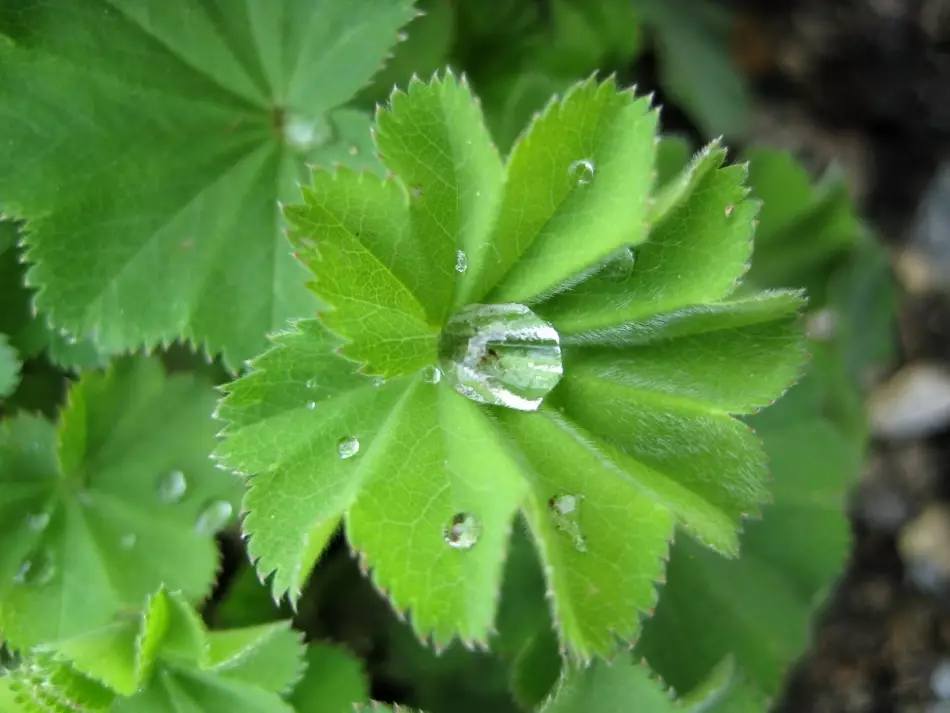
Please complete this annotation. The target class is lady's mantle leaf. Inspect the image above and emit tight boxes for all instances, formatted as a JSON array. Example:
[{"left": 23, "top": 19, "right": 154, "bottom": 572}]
[
  {"left": 0, "top": 0, "right": 414, "bottom": 368},
  {"left": 0, "top": 357, "right": 240, "bottom": 649},
  {"left": 217, "top": 77, "right": 806, "bottom": 660},
  {"left": 0, "top": 652, "right": 115, "bottom": 712},
  {"left": 37, "top": 589, "right": 302, "bottom": 713}
]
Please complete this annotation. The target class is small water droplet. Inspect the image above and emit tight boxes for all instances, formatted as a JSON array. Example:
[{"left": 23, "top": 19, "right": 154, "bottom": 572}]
[
  {"left": 455, "top": 249, "right": 468, "bottom": 273},
  {"left": 599, "top": 246, "right": 636, "bottom": 281},
  {"left": 549, "top": 493, "right": 587, "bottom": 553},
  {"left": 77, "top": 491, "right": 94, "bottom": 507},
  {"left": 348, "top": 145, "right": 359, "bottom": 156},
  {"left": 568, "top": 159, "right": 595, "bottom": 185},
  {"left": 26, "top": 512, "right": 50, "bottom": 532},
  {"left": 443, "top": 513, "right": 481, "bottom": 550},
  {"left": 337, "top": 436, "right": 360, "bottom": 460},
  {"left": 195, "top": 501, "right": 234, "bottom": 535},
  {"left": 120, "top": 533, "right": 137, "bottom": 550},
  {"left": 422, "top": 366, "right": 442, "bottom": 384},
  {"left": 306, "top": 401, "right": 317, "bottom": 410},
  {"left": 724, "top": 205, "right": 734, "bottom": 217},
  {"left": 306, "top": 378, "right": 317, "bottom": 389},
  {"left": 13, "top": 549, "right": 55, "bottom": 586},
  {"left": 372, "top": 378, "right": 386, "bottom": 388},
  {"left": 157, "top": 470, "right": 187, "bottom": 504},
  {"left": 410, "top": 185, "right": 424, "bottom": 200},
  {"left": 439, "top": 303, "right": 563, "bottom": 411}
]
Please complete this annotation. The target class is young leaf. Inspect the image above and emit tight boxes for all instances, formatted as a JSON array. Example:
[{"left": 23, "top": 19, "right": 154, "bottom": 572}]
[
  {"left": 216, "top": 76, "right": 805, "bottom": 661},
  {"left": 290, "top": 643, "right": 370, "bottom": 713},
  {"left": 0, "top": 334, "right": 21, "bottom": 398},
  {"left": 0, "top": 0, "right": 415, "bottom": 368},
  {"left": 38, "top": 589, "right": 303, "bottom": 713},
  {"left": 0, "top": 358, "right": 240, "bottom": 649},
  {"left": 0, "top": 653, "right": 116, "bottom": 712}
]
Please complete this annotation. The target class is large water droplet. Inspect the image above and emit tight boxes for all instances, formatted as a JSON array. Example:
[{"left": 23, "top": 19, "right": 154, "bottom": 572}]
[
  {"left": 337, "top": 436, "right": 360, "bottom": 460},
  {"left": 13, "top": 549, "right": 56, "bottom": 586},
  {"left": 549, "top": 493, "right": 587, "bottom": 553},
  {"left": 195, "top": 500, "right": 234, "bottom": 535},
  {"left": 443, "top": 513, "right": 481, "bottom": 550},
  {"left": 422, "top": 365, "right": 441, "bottom": 384},
  {"left": 26, "top": 512, "right": 50, "bottom": 532},
  {"left": 439, "top": 303, "right": 563, "bottom": 411},
  {"left": 455, "top": 249, "right": 469, "bottom": 273},
  {"left": 568, "top": 159, "right": 595, "bottom": 185},
  {"left": 157, "top": 470, "right": 187, "bottom": 504}
]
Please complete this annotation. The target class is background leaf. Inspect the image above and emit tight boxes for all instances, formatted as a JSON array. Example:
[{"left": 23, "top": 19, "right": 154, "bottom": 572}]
[
  {"left": 0, "top": 0, "right": 414, "bottom": 367},
  {"left": 0, "top": 357, "right": 240, "bottom": 648}
]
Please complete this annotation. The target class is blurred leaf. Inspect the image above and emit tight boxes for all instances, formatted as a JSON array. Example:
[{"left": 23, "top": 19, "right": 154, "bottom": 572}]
[
  {"left": 0, "top": 335, "right": 20, "bottom": 399},
  {"left": 289, "top": 643, "right": 369, "bottom": 713},
  {"left": 634, "top": 0, "right": 748, "bottom": 138}
]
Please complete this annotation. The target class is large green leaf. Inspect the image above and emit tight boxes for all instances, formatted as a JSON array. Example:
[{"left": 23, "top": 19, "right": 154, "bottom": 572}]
[
  {"left": 215, "top": 76, "right": 806, "bottom": 660},
  {"left": 289, "top": 644, "right": 369, "bottom": 713},
  {"left": 0, "top": 0, "right": 414, "bottom": 367},
  {"left": 0, "top": 358, "right": 240, "bottom": 648}
]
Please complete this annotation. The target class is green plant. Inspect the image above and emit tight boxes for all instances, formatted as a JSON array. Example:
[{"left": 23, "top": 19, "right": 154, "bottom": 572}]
[{"left": 0, "top": 1, "right": 897, "bottom": 711}]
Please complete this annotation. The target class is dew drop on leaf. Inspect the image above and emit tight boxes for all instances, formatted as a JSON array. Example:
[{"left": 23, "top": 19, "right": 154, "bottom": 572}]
[
  {"left": 26, "top": 512, "right": 50, "bottom": 532},
  {"left": 439, "top": 303, "right": 563, "bottom": 411},
  {"left": 568, "top": 159, "right": 595, "bottom": 185},
  {"left": 549, "top": 493, "right": 588, "bottom": 553},
  {"left": 13, "top": 549, "right": 56, "bottom": 586},
  {"left": 306, "top": 378, "right": 317, "bottom": 389},
  {"left": 195, "top": 500, "right": 234, "bottom": 535},
  {"left": 306, "top": 401, "right": 317, "bottom": 410},
  {"left": 455, "top": 249, "right": 469, "bottom": 273},
  {"left": 157, "top": 470, "right": 187, "bottom": 504},
  {"left": 119, "top": 533, "right": 137, "bottom": 550},
  {"left": 443, "top": 513, "right": 481, "bottom": 550},
  {"left": 422, "top": 365, "right": 442, "bottom": 384},
  {"left": 337, "top": 436, "right": 360, "bottom": 460},
  {"left": 410, "top": 185, "right": 424, "bottom": 200},
  {"left": 600, "top": 246, "right": 636, "bottom": 280}
]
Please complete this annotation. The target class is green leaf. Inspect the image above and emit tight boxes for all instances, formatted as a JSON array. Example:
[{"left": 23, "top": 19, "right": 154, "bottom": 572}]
[
  {"left": 743, "top": 148, "right": 859, "bottom": 290},
  {"left": 0, "top": 357, "right": 240, "bottom": 648},
  {"left": 0, "top": 0, "right": 414, "bottom": 368},
  {"left": 0, "top": 334, "right": 21, "bottom": 398},
  {"left": 634, "top": 0, "right": 749, "bottom": 138},
  {"left": 471, "top": 76, "right": 658, "bottom": 306},
  {"left": 375, "top": 71, "right": 505, "bottom": 323},
  {"left": 637, "top": 417, "right": 861, "bottom": 695},
  {"left": 217, "top": 76, "right": 806, "bottom": 661},
  {"left": 539, "top": 658, "right": 674, "bottom": 713},
  {"left": 289, "top": 644, "right": 370, "bottom": 713},
  {"left": 541, "top": 141, "right": 757, "bottom": 334},
  {"left": 0, "top": 653, "right": 115, "bottom": 712},
  {"left": 286, "top": 168, "right": 438, "bottom": 378},
  {"left": 0, "top": 224, "right": 109, "bottom": 371}
]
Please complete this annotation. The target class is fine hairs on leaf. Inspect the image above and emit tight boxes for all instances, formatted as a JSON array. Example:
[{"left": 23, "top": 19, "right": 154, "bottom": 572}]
[{"left": 214, "top": 69, "right": 807, "bottom": 664}]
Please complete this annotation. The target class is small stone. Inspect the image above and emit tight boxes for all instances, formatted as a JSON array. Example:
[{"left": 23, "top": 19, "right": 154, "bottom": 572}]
[
  {"left": 868, "top": 363, "right": 950, "bottom": 439},
  {"left": 899, "top": 504, "right": 950, "bottom": 595}
]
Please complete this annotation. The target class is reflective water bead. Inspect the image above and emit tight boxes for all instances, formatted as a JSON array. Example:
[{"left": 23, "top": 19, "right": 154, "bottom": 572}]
[
  {"left": 157, "top": 470, "right": 187, "bottom": 503},
  {"left": 455, "top": 249, "right": 469, "bottom": 273},
  {"left": 195, "top": 501, "right": 234, "bottom": 535},
  {"left": 443, "top": 513, "right": 481, "bottom": 550},
  {"left": 337, "top": 436, "right": 360, "bottom": 460},
  {"left": 568, "top": 159, "right": 595, "bottom": 185}
]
